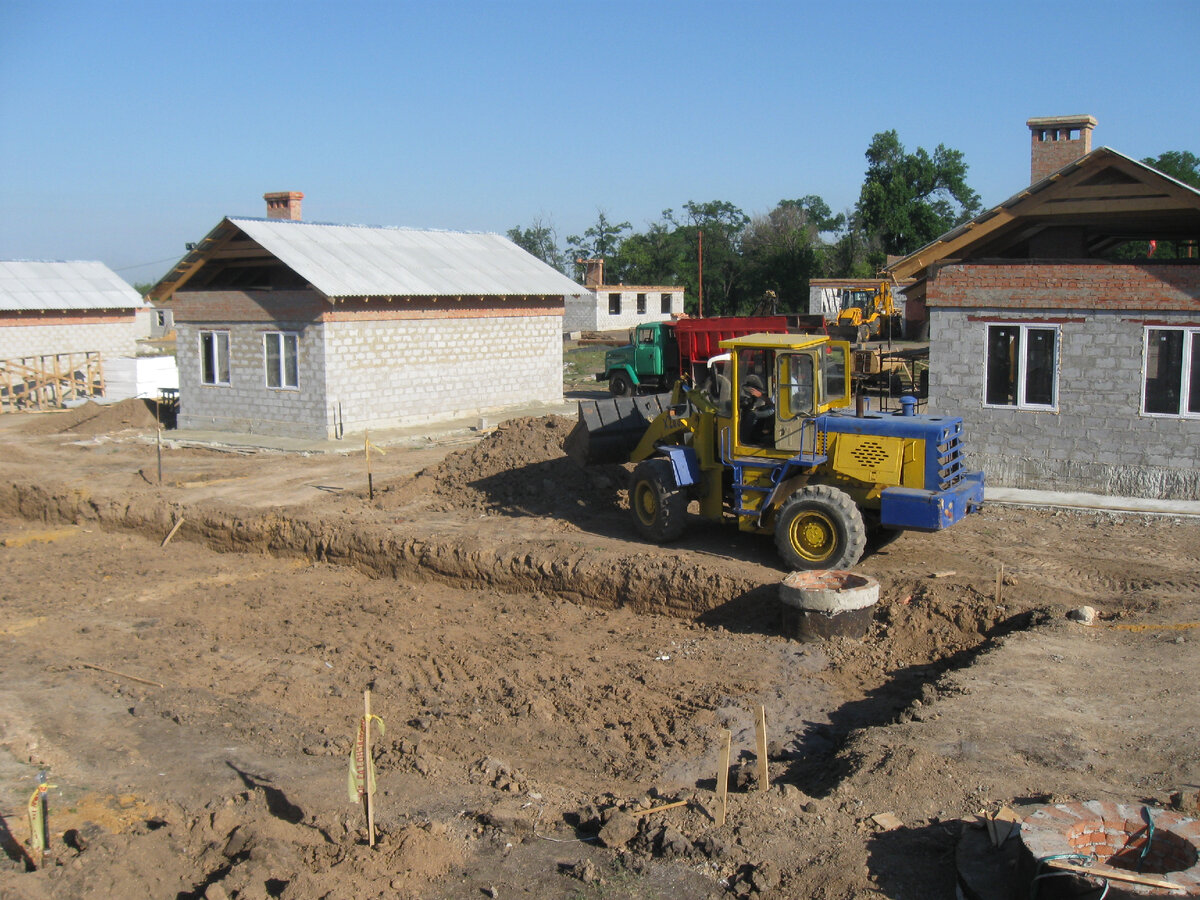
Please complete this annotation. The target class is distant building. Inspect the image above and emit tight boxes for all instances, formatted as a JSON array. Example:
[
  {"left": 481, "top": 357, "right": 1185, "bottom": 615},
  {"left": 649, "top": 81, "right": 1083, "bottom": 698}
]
[
  {"left": 887, "top": 116, "right": 1200, "bottom": 500},
  {"left": 0, "top": 259, "right": 150, "bottom": 361},
  {"left": 564, "top": 259, "right": 685, "bottom": 334},
  {"left": 150, "top": 192, "right": 588, "bottom": 440}
]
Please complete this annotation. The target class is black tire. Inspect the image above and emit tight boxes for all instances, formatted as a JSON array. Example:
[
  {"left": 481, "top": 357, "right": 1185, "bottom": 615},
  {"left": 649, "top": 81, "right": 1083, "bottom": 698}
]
[
  {"left": 609, "top": 371, "right": 634, "bottom": 398},
  {"left": 629, "top": 459, "right": 688, "bottom": 543},
  {"left": 773, "top": 484, "right": 866, "bottom": 570}
]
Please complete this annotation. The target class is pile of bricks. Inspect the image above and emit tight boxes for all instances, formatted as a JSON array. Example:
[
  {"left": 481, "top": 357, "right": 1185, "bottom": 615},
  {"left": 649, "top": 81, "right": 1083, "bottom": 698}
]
[{"left": 1019, "top": 801, "right": 1200, "bottom": 896}]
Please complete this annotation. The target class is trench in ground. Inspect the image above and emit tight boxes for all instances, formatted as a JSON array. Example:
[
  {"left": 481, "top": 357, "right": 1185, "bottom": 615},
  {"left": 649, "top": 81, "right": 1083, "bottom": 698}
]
[{"left": 1, "top": 481, "right": 1038, "bottom": 798}]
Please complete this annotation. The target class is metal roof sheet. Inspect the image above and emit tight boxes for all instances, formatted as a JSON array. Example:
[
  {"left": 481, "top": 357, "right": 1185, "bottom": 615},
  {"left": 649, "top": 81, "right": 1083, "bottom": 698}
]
[
  {"left": 226, "top": 218, "right": 588, "bottom": 299},
  {"left": 0, "top": 260, "right": 147, "bottom": 312}
]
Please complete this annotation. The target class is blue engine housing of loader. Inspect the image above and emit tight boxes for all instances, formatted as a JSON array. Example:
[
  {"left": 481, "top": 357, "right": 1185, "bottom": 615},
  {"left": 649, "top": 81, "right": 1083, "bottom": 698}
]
[{"left": 823, "top": 411, "right": 985, "bottom": 530}]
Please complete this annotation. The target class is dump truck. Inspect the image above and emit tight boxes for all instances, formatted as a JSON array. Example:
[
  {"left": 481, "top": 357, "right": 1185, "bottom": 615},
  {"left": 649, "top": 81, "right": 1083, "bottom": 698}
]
[
  {"left": 597, "top": 316, "right": 790, "bottom": 397},
  {"left": 566, "top": 332, "right": 984, "bottom": 570}
]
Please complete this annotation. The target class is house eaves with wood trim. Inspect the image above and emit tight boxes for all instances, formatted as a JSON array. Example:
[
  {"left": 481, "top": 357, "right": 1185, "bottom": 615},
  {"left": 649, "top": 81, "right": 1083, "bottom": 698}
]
[
  {"left": 885, "top": 129, "right": 1200, "bottom": 500},
  {"left": 151, "top": 202, "right": 589, "bottom": 441}
]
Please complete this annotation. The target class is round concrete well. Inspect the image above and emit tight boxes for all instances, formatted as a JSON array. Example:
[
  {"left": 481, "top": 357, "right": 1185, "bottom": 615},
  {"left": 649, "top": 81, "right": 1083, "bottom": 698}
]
[{"left": 779, "top": 569, "right": 879, "bottom": 642}]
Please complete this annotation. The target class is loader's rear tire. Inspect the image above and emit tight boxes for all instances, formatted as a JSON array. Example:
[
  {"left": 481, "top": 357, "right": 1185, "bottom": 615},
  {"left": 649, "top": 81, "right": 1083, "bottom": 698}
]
[
  {"left": 774, "top": 485, "right": 866, "bottom": 570},
  {"left": 630, "top": 459, "right": 688, "bottom": 543},
  {"left": 609, "top": 371, "right": 634, "bottom": 397}
]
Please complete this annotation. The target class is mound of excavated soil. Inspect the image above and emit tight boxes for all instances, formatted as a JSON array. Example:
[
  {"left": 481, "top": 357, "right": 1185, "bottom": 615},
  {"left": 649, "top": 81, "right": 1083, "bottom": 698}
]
[
  {"left": 15, "top": 398, "right": 162, "bottom": 435},
  {"left": 378, "top": 415, "right": 628, "bottom": 515}
]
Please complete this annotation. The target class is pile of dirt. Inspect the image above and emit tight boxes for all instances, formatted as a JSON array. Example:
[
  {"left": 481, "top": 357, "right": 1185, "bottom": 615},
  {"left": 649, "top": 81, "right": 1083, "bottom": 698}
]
[
  {"left": 14, "top": 398, "right": 162, "bottom": 436},
  {"left": 378, "top": 415, "right": 628, "bottom": 516}
]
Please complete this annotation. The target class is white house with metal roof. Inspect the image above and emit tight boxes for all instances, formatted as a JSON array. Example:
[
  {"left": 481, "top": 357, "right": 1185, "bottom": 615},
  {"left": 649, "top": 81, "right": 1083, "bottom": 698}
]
[
  {"left": 0, "top": 260, "right": 150, "bottom": 361},
  {"left": 150, "top": 196, "right": 589, "bottom": 439}
]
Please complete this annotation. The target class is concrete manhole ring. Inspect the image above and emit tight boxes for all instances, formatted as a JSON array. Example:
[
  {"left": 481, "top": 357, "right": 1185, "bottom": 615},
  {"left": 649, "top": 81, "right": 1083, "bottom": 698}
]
[
  {"left": 1018, "top": 801, "right": 1200, "bottom": 897},
  {"left": 779, "top": 570, "right": 880, "bottom": 641}
]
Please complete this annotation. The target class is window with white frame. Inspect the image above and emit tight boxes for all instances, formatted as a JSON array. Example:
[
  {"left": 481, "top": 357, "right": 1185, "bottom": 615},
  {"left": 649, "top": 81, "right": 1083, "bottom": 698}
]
[
  {"left": 264, "top": 331, "right": 299, "bottom": 389},
  {"left": 199, "top": 330, "right": 230, "bottom": 386},
  {"left": 984, "top": 323, "right": 1058, "bottom": 410},
  {"left": 1143, "top": 326, "right": 1200, "bottom": 417}
]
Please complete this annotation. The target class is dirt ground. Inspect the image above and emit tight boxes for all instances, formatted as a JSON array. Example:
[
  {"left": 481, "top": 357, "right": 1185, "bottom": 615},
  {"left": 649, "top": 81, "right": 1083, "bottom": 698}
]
[{"left": 0, "top": 399, "right": 1198, "bottom": 900}]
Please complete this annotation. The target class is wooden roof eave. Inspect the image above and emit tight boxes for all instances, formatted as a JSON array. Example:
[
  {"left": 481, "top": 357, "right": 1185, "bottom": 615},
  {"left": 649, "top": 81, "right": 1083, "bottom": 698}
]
[{"left": 148, "top": 218, "right": 240, "bottom": 303}]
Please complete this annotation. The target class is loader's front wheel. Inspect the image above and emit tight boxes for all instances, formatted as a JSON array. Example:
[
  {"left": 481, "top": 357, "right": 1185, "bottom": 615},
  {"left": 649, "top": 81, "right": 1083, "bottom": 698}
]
[
  {"left": 630, "top": 459, "right": 688, "bottom": 543},
  {"left": 774, "top": 485, "right": 866, "bottom": 570}
]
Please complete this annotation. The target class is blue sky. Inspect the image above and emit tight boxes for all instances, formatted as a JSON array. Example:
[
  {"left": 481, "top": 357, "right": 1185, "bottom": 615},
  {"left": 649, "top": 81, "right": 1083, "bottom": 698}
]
[{"left": 1, "top": 0, "right": 1197, "bottom": 286}]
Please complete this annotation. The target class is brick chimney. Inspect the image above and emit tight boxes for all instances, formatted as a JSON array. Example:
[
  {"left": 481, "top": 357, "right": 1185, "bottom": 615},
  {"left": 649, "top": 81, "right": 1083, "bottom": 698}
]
[
  {"left": 264, "top": 191, "right": 304, "bottom": 220},
  {"left": 1027, "top": 116, "right": 1096, "bottom": 183},
  {"left": 578, "top": 258, "right": 605, "bottom": 288}
]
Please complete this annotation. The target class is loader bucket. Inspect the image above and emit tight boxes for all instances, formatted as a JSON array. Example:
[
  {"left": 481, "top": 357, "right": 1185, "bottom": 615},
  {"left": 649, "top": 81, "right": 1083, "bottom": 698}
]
[{"left": 563, "top": 393, "right": 674, "bottom": 467}]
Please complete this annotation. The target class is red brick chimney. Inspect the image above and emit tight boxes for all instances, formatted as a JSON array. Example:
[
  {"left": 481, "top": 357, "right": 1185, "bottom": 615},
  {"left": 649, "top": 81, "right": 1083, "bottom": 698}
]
[
  {"left": 264, "top": 191, "right": 304, "bottom": 221},
  {"left": 578, "top": 258, "right": 605, "bottom": 288},
  {"left": 1027, "top": 116, "right": 1096, "bottom": 184}
]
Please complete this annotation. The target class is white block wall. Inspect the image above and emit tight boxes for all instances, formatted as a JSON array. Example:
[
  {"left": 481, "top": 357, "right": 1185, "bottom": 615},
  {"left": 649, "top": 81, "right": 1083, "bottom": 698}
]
[
  {"left": 324, "top": 314, "right": 562, "bottom": 437},
  {"left": 0, "top": 316, "right": 147, "bottom": 362},
  {"left": 564, "top": 290, "right": 683, "bottom": 333}
]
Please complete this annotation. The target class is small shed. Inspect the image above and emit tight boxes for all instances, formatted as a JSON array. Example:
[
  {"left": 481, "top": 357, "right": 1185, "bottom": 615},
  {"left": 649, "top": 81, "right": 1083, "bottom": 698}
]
[
  {"left": 887, "top": 124, "right": 1200, "bottom": 500},
  {"left": 0, "top": 260, "right": 151, "bottom": 409},
  {"left": 150, "top": 205, "right": 588, "bottom": 440}
]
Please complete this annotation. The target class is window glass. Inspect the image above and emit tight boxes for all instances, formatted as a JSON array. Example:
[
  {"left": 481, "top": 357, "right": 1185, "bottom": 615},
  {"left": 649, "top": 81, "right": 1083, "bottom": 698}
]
[
  {"left": 660, "top": 293, "right": 671, "bottom": 314},
  {"left": 1024, "top": 328, "right": 1057, "bottom": 406},
  {"left": 200, "top": 331, "right": 229, "bottom": 385},
  {"left": 636, "top": 293, "right": 647, "bottom": 314},
  {"left": 986, "top": 326, "right": 1020, "bottom": 406},
  {"left": 1190, "top": 333, "right": 1200, "bottom": 415},
  {"left": 821, "top": 345, "right": 848, "bottom": 406},
  {"left": 1144, "top": 329, "right": 1184, "bottom": 415},
  {"left": 264, "top": 332, "right": 299, "bottom": 389}
]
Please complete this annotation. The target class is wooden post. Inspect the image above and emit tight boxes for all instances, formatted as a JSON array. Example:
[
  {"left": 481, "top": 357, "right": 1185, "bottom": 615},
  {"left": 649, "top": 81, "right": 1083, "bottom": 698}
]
[
  {"left": 364, "top": 688, "right": 376, "bottom": 847},
  {"left": 995, "top": 563, "right": 1004, "bottom": 605},
  {"left": 755, "top": 705, "right": 769, "bottom": 791},
  {"left": 365, "top": 430, "right": 373, "bottom": 500},
  {"left": 156, "top": 427, "right": 163, "bottom": 484},
  {"left": 716, "top": 728, "right": 731, "bottom": 826}
]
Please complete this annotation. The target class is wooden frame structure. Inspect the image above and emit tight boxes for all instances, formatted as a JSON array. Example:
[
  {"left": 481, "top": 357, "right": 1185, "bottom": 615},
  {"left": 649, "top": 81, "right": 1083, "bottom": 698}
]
[{"left": 0, "top": 352, "right": 105, "bottom": 413}]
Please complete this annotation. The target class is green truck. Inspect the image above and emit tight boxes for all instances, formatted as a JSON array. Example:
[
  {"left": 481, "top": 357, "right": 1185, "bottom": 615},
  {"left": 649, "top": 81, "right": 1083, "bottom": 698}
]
[{"left": 598, "top": 316, "right": 791, "bottom": 396}]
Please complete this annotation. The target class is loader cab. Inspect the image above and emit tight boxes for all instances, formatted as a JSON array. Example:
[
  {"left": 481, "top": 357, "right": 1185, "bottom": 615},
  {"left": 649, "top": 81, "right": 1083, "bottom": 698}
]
[{"left": 722, "top": 333, "right": 852, "bottom": 456}]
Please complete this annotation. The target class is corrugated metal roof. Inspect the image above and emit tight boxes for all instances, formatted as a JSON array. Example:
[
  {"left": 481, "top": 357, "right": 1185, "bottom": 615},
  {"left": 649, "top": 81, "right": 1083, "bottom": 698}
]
[
  {"left": 0, "top": 260, "right": 147, "bottom": 312},
  {"left": 227, "top": 218, "right": 588, "bottom": 298}
]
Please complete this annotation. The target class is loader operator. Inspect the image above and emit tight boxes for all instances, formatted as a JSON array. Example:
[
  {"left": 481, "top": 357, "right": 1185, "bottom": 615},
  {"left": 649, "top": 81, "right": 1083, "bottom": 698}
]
[{"left": 738, "top": 360, "right": 776, "bottom": 447}]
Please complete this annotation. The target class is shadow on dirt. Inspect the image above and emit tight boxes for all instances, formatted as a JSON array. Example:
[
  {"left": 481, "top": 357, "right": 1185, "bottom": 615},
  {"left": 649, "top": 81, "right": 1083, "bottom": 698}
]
[
  {"left": 227, "top": 762, "right": 304, "bottom": 824},
  {"left": 866, "top": 819, "right": 961, "bottom": 899}
]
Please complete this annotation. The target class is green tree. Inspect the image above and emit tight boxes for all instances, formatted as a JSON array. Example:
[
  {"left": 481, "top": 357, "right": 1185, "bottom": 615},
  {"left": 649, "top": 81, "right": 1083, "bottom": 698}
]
[
  {"left": 856, "top": 130, "right": 981, "bottom": 264},
  {"left": 676, "top": 200, "right": 750, "bottom": 316},
  {"left": 566, "top": 211, "right": 631, "bottom": 269},
  {"left": 506, "top": 218, "right": 567, "bottom": 273},
  {"left": 1143, "top": 150, "right": 1200, "bottom": 187},
  {"left": 740, "top": 200, "right": 827, "bottom": 311}
]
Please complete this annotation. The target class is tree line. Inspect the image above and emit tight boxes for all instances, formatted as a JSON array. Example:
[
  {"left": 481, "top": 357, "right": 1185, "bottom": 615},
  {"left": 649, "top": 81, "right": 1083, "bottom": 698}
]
[{"left": 508, "top": 133, "right": 1198, "bottom": 317}]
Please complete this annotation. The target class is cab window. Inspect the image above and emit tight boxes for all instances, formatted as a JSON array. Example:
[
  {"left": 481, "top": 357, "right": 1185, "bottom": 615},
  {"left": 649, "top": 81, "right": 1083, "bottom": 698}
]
[
  {"left": 778, "top": 353, "right": 814, "bottom": 418},
  {"left": 637, "top": 327, "right": 655, "bottom": 345},
  {"left": 821, "top": 344, "right": 848, "bottom": 406}
]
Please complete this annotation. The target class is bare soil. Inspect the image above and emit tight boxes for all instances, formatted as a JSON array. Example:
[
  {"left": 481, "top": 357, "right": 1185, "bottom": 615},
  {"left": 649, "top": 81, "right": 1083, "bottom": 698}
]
[{"left": 0, "top": 400, "right": 1198, "bottom": 900}]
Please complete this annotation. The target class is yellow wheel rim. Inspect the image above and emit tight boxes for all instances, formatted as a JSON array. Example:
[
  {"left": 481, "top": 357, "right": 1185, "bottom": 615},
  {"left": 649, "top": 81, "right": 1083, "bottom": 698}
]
[
  {"left": 635, "top": 483, "right": 659, "bottom": 525},
  {"left": 789, "top": 510, "right": 836, "bottom": 563}
]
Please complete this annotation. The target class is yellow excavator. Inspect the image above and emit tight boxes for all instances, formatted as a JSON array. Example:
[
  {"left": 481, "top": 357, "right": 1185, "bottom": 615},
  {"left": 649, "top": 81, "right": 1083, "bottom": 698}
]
[{"left": 834, "top": 282, "right": 904, "bottom": 342}]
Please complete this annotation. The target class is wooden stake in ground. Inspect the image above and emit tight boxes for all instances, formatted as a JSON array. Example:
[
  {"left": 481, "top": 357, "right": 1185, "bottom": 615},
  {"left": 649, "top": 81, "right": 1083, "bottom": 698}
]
[
  {"left": 348, "top": 689, "right": 385, "bottom": 847},
  {"left": 995, "top": 563, "right": 1004, "bottom": 605},
  {"left": 26, "top": 774, "right": 55, "bottom": 869},
  {"left": 754, "top": 705, "right": 769, "bottom": 791},
  {"left": 364, "top": 431, "right": 386, "bottom": 501},
  {"left": 161, "top": 517, "right": 185, "bottom": 548},
  {"left": 156, "top": 426, "right": 162, "bottom": 485},
  {"left": 716, "top": 728, "right": 731, "bottom": 826}
]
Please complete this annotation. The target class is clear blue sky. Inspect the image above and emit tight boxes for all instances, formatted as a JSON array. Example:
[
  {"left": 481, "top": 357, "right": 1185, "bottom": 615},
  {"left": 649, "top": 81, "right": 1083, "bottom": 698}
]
[{"left": 1, "top": 0, "right": 1197, "bottom": 286}]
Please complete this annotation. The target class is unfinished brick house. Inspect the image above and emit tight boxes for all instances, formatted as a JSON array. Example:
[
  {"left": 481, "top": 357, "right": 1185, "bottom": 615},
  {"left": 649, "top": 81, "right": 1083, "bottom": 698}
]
[
  {"left": 149, "top": 193, "right": 588, "bottom": 440},
  {"left": 564, "top": 259, "right": 685, "bottom": 334},
  {"left": 887, "top": 116, "right": 1200, "bottom": 499}
]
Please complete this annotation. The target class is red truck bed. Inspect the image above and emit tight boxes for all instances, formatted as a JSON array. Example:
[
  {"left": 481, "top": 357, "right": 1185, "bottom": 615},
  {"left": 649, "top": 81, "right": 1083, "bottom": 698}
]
[{"left": 673, "top": 316, "right": 791, "bottom": 367}]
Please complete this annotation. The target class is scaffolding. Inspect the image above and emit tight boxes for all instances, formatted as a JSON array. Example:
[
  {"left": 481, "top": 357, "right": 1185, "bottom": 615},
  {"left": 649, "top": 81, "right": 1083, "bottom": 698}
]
[{"left": 0, "top": 351, "right": 105, "bottom": 412}]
